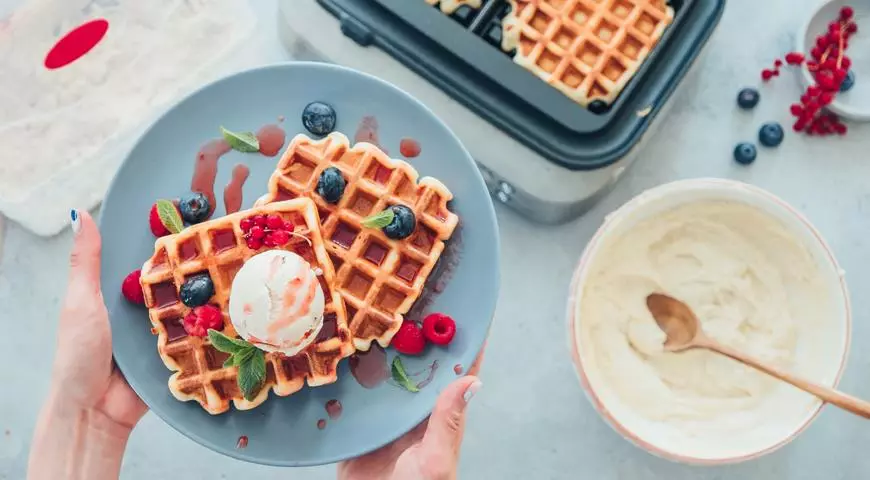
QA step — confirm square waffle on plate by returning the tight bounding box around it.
[425,0,482,14]
[256,132,459,351]
[140,198,354,414]
[502,0,674,107]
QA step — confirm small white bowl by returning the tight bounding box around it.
[797,0,870,121]
[566,179,851,464]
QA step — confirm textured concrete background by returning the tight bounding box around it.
[4,0,870,478]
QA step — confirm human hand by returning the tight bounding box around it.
[338,349,485,480]
[28,210,147,480]
[52,209,147,427]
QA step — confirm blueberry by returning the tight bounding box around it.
[178,192,210,224]
[316,167,346,204]
[588,100,610,115]
[383,205,416,240]
[737,88,760,109]
[758,122,784,147]
[733,142,757,165]
[180,274,214,307]
[302,102,337,136]
[840,70,855,92]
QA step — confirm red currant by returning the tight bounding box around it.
[266,215,284,230]
[271,230,291,246]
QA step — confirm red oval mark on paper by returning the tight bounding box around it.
[44,19,109,70]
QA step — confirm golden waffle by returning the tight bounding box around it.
[256,132,459,351]
[502,0,674,106]
[425,0,482,14]
[140,199,354,415]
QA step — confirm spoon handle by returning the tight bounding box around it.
[701,338,870,419]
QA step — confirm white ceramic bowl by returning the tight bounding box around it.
[797,0,870,121]
[567,178,851,464]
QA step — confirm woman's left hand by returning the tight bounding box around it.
[52,209,147,427]
[28,210,147,480]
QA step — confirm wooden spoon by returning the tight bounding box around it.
[645,293,870,419]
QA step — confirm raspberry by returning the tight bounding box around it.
[253,215,267,228]
[422,313,457,346]
[266,215,284,230]
[391,320,426,355]
[149,203,172,237]
[121,269,145,305]
[284,221,295,232]
[183,305,223,337]
[250,226,265,240]
[240,217,253,232]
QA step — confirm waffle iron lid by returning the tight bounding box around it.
[316,0,725,171]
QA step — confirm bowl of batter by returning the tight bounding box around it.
[567,178,851,464]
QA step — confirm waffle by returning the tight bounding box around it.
[256,132,459,351]
[140,198,354,415]
[502,0,674,106]
[425,0,482,14]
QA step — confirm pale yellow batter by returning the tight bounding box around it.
[577,200,832,445]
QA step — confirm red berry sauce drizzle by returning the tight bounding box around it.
[454,364,463,375]
[317,419,327,430]
[223,164,250,215]
[325,399,343,419]
[354,117,425,159]
[236,435,248,449]
[399,138,422,158]
[414,360,440,389]
[191,124,286,217]
[762,6,857,136]
[349,344,389,388]
[354,116,387,154]
[407,227,463,320]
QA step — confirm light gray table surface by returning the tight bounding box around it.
[3,0,870,478]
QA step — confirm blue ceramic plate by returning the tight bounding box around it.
[100,63,499,466]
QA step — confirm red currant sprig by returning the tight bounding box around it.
[761,6,857,137]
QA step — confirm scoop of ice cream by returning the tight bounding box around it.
[228,250,325,356]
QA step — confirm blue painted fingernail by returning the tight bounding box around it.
[71,209,81,235]
[463,380,482,404]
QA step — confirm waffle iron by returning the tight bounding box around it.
[279,0,725,223]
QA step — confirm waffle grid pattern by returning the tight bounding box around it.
[257,133,459,351]
[140,199,354,414]
[502,0,674,106]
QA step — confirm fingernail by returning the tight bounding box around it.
[463,380,482,404]
[71,209,81,235]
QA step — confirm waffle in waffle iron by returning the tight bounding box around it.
[256,132,459,352]
[140,198,354,414]
[502,0,674,107]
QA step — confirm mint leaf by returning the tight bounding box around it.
[362,209,395,229]
[156,199,183,234]
[208,329,242,354]
[238,349,266,401]
[391,357,420,393]
[220,126,260,153]
[233,347,255,367]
